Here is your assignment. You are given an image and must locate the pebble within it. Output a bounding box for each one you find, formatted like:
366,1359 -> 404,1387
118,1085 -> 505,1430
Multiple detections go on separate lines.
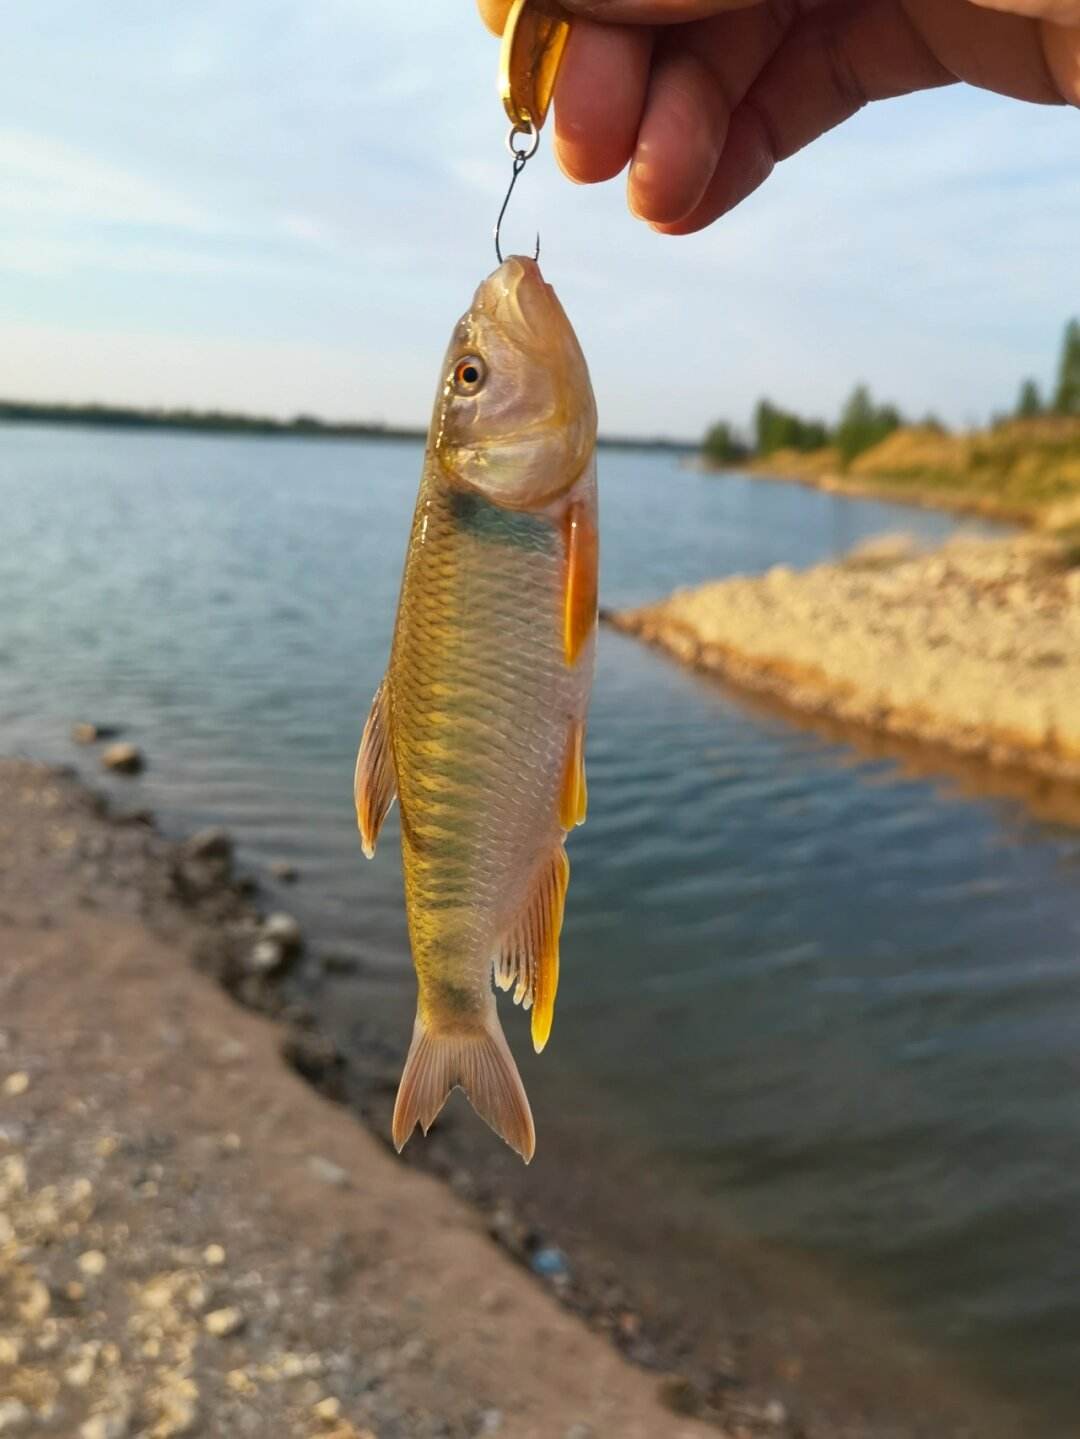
308,1155 -> 350,1188
248,939 -> 288,976
0,1401 -> 30,1433
2,1071 -> 29,1096
100,743 -> 144,775
79,1413 -> 130,1439
269,859 -> 299,882
203,1243 -> 227,1266
184,826 -> 233,862
204,1306 -> 245,1338
261,912 -> 303,954
528,1245 -> 570,1280
312,1397 -> 342,1422
0,1154 -> 28,1202
78,1248 -> 108,1276
16,1277 -> 51,1324
476,1409 -> 503,1435
66,1345 -> 99,1388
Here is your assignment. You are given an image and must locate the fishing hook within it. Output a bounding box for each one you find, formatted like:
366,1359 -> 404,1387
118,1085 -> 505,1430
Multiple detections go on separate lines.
494,122 -> 541,266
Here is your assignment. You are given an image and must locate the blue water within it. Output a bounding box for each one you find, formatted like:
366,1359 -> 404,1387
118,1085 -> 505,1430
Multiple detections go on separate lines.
3,423 -> 1079,1431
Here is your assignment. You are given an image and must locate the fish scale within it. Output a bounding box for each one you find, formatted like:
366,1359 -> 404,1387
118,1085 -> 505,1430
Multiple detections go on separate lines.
393,474 -> 567,958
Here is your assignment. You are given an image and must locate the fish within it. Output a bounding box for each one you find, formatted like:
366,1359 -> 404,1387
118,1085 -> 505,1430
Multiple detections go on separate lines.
354,254 -> 598,1164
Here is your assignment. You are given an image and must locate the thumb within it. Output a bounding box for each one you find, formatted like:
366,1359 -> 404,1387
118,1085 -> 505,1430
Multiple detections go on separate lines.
477,0 -> 513,35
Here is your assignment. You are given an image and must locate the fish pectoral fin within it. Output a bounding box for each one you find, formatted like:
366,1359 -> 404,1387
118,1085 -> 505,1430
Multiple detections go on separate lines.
392,1010 -> 535,1163
493,845 -> 569,1054
354,679 -> 396,859
558,719 -> 588,830
563,498 -> 598,667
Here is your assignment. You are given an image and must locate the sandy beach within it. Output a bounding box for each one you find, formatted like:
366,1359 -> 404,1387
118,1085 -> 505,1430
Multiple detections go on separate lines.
0,759 -> 715,1439
608,532 -> 1080,792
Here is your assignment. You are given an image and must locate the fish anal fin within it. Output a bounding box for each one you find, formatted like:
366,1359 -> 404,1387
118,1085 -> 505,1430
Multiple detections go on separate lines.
493,846 -> 569,1054
354,680 -> 396,859
563,499 -> 598,667
392,1010 -> 535,1163
559,719 -> 588,830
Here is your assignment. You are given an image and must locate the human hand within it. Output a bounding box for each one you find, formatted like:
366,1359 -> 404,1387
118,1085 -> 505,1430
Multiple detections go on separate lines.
478,0 -> 1080,233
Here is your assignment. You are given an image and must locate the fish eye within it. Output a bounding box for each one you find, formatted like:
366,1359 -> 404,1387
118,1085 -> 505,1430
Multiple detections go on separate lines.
452,355 -> 486,394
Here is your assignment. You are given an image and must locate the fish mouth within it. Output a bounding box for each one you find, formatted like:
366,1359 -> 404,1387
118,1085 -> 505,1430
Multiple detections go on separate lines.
478,255 -> 563,353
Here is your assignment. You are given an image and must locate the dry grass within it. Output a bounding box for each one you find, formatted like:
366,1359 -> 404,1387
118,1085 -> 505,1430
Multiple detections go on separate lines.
742,418 -> 1080,525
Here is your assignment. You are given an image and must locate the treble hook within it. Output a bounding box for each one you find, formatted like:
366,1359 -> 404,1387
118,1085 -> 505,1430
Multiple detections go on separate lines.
494,122 -> 541,266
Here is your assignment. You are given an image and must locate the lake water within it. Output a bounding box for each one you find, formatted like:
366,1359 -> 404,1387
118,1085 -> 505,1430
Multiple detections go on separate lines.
3,425 -> 1079,1433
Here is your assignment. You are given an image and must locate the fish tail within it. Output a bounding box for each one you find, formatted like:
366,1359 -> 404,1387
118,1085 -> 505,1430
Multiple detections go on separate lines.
391,1008 -> 535,1164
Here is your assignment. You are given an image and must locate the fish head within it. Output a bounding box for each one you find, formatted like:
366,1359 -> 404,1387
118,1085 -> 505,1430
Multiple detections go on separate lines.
432,256 -> 597,509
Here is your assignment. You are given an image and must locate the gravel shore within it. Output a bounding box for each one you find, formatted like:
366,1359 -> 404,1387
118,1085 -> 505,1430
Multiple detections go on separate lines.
0,760 -> 712,1439
608,533 -> 1080,789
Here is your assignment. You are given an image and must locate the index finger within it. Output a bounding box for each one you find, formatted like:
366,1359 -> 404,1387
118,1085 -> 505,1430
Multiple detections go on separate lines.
478,0 -> 514,36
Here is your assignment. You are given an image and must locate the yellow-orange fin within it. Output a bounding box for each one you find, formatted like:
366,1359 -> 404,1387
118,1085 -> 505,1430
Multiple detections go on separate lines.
559,720 -> 588,830
492,845 -> 569,1054
353,680 -> 396,859
392,1010 -> 535,1163
563,499 -> 598,667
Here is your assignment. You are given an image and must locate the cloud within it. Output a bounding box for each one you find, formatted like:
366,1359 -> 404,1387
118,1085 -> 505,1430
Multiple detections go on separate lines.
1,6 -> 1078,437
0,128 -> 211,232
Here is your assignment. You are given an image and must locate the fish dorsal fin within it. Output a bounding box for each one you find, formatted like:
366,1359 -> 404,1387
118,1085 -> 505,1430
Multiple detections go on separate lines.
559,719 -> 588,830
493,844 -> 570,1053
354,679 -> 396,859
563,498 -> 598,667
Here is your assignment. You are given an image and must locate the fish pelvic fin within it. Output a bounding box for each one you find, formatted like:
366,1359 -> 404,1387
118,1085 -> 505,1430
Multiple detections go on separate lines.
354,679 -> 396,859
493,844 -> 569,1055
392,1010 -> 535,1164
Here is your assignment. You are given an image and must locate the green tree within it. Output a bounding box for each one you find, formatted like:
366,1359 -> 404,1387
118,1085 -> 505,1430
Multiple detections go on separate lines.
1053,318 -> 1080,416
702,420 -> 749,465
753,399 -> 830,456
834,385 -> 902,465
754,399 -> 788,456
1016,378 -> 1043,419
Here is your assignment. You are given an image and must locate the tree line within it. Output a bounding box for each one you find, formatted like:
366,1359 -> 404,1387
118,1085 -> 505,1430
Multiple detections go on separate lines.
1014,318 -> 1080,420
703,316 -> 1080,467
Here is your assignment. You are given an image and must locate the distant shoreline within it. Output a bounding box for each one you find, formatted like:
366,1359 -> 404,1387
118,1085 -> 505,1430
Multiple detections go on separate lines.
700,417 -> 1080,531
0,397 -> 694,454
717,458 -> 1037,526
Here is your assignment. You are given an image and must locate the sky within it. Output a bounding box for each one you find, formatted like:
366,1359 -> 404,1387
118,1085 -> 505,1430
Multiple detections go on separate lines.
1,2 -> 1078,441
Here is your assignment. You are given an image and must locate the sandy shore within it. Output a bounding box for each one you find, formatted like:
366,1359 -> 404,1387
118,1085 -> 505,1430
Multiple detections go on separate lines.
608,533 -> 1080,790
0,760 -> 714,1439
